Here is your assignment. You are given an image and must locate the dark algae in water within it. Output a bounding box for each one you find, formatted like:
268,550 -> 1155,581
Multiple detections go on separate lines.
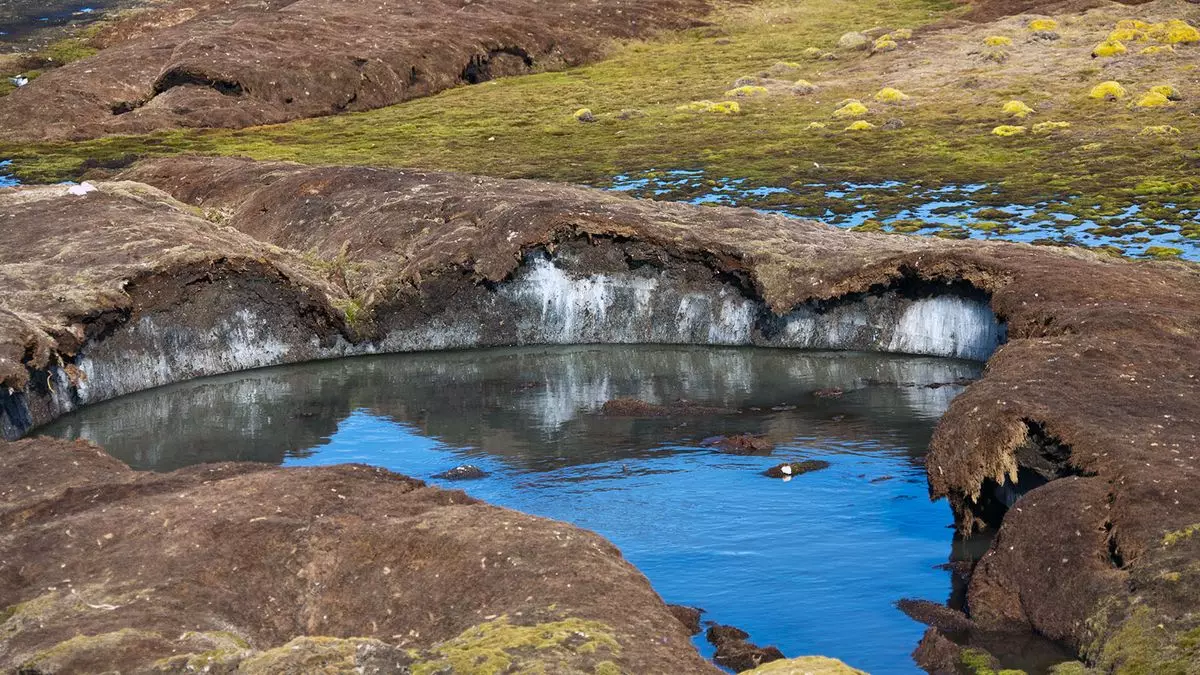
43,345 -> 982,672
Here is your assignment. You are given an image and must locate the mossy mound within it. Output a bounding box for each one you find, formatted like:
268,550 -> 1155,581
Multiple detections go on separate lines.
1031,121 -> 1070,134
832,99 -> 868,118
1135,91 -> 1173,108
410,616 -> 621,675
1002,100 -> 1034,119
991,125 -> 1026,137
1092,39 -> 1128,57
1088,80 -> 1127,100
983,35 -> 1012,47
844,120 -> 877,131
874,87 -> 909,103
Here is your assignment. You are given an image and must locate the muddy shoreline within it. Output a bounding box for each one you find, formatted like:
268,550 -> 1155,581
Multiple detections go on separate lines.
2,157 -> 1199,671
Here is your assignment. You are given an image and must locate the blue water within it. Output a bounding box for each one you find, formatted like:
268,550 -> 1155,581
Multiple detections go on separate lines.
0,160 -> 17,188
41,345 -> 985,673
606,169 -> 1200,261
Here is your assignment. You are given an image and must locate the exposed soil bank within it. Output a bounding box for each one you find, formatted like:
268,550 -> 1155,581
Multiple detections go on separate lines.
0,436 -> 716,673
2,157 -> 1199,670
0,0 -> 710,140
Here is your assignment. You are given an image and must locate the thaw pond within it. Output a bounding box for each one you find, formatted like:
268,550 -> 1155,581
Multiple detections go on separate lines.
607,169 -> 1200,261
42,345 -> 984,672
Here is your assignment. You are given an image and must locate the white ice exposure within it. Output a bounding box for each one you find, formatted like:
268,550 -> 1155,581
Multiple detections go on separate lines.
886,296 -> 1004,361
75,309 -> 291,406
504,257 -> 757,345
774,295 -> 1003,361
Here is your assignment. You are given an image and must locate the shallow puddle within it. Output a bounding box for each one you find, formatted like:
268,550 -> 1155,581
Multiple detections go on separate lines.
607,169 -> 1199,261
41,345 -> 991,672
0,1 -> 123,47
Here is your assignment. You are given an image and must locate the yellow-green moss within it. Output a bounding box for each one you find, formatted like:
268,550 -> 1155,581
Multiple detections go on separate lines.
832,100 -> 868,118
992,125 -> 1026,137
1090,605 -> 1200,674
1089,80 -> 1127,100
676,100 -> 741,114
237,636 -> 376,674
1139,125 -> 1181,136
1139,44 -> 1174,55
1092,39 -> 1127,58
802,47 -> 824,60
1149,84 -> 1182,101
844,120 -> 877,131
724,85 -> 770,97
1135,91 -> 1173,108
411,616 -> 621,675
573,108 -> 596,122
594,661 -> 622,675
1002,100 -> 1034,119
873,36 -> 899,52
1163,523 -> 1200,544
806,121 -> 828,130
22,629 -> 162,671
744,656 -> 867,673
893,28 -> 913,40
984,35 -> 1013,47
36,36 -> 99,66
1027,18 -> 1059,32
1149,19 -> 1200,44
1032,121 -> 1070,133
874,86 -> 909,103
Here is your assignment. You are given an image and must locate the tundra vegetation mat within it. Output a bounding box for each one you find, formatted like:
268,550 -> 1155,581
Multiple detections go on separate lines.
0,0 -> 1197,260
0,158 -> 1198,673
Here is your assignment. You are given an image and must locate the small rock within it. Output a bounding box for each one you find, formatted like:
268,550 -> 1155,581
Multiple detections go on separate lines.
881,118 -> 905,130
615,108 -> 645,120
896,598 -> 974,634
573,108 -> 596,123
433,465 -> 488,480
764,460 -> 830,478
667,604 -> 703,635
813,387 -> 843,398
837,31 -> 870,50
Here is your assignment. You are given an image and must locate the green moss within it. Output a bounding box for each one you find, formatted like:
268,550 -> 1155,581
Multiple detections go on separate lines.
1091,606 -> 1200,675
22,628 -> 161,671
36,37 -> 99,65
1047,663 -> 1089,675
410,615 -> 620,675
237,636 -> 373,673
594,661 -> 622,675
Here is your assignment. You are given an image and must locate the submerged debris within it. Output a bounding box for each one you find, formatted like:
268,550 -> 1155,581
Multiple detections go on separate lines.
433,465 -> 489,480
764,460 -> 831,478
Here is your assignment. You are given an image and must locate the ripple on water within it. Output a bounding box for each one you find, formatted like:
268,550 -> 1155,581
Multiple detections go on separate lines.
41,345 -> 997,673
607,169 -> 1200,261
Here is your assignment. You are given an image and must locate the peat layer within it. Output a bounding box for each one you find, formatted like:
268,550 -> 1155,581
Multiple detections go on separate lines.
0,0 -> 709,140
1,156 -> 1199,672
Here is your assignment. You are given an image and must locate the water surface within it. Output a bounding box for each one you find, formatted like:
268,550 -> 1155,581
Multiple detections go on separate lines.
43,345 -> 982,673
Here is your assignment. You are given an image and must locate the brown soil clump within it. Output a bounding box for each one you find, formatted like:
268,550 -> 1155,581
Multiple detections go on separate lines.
706,624 -> 786,672
702,434 -> 775,455
0,437 -> 717,673
0,0 -> 710,141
